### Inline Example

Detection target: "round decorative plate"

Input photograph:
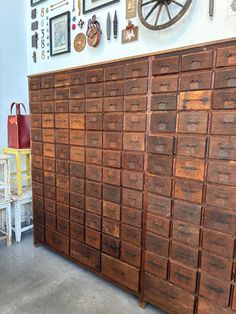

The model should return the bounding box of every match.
[74,33,86,52]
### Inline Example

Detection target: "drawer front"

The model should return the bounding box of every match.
[148,194,171,217]
[104,97,123,112]
[42,114,54,128]
[34,208,44,225]
[57,189,69,205]
[70,71,85,85]
[125,78,148,95]
[31,129,42,142]
[178,90,212,110]
[86,212,101,231]
[150,112,176,133]
[181,71,212,91]
[44,199,56,213]
[70,146,84,162]
[86,197,102,215]
[42,101,54,113]
[56,145,70,160]
[121,242,141,268]
[104,113,123,131]
[29,78,41,90]
[209,136,236,160]
[103,150,121,168]
[152,75,178,93]
[30,102,42,113]
[182,50,213,71]
[85,228,101,250]
[43,143,55,158]
[123,133,145,151]
[86,148,102,165]
[42,76,54,89]
[57,203,69,219]
[103,168,121,186]
[198,298,234,314]
[86,68,103,83]
[151,93,177,111]
[56,174,70,190]
[32,155,43,169]
[122,170,143,190]
[211,111,236,134]
[105,64,125,81]
[30,90,42,102]
[123,188,143,209]
[55,113,69,129]
[44,171,55,186]
[86,114,103,130]
[86,83,103,98]
[152,56,179,75]
[70,192,85,209]
[173,200,201,225]
[124,113,146,132]
[104,81,124,97]
[103,201,120,221]
[44,158,55,172]
[86,98,103,113]
[103,218,120,238]
[147,135,174,155]
[70,177,85,194]
[70,113,85,129]
[124,96,147,112]
[57,217,69,236]
[55,101,69,113]
[148,154,173,176]
[101,254,139,292]
[71,240,100,271]
[122,152,144,171]
[178,112,208,133]
[213,89,236,110]
[172,220,200,246]
[86,131,102,148]
[34,223,45,243]
[126,60,148,78]
[32,168,43,183]
[169,262,197,293]
[177,135,207,158]
[206,184,236,211]
[31,114,42,128]
[70,130,85,146]
[147,214,170,237]
[69,85,85,99]
[102,234,120,258]
[122,206,142,228]
[148,174,172,197]
[103,132,122,150]
[207,160,236,185]
[175,179,203,203]
[43,129,55,143]
[55,130,69,144]
[70,207,84,224]
[55,88,69,100]
[86,164,102,182]
[217,46,236,67]
[33,195,44,211]
[42,89,54,101]
[144,251,167,279]
[55,74,69,87]
[215,68,236,89]
[70,162,85,179]
[46,228,69,256]
[103,184,121,204]
[69,100,85,113]
[171,241,199,268]
[86,181,102,199]
[176,157,205,181]
[146,232,169,257]
[70,222,85,242]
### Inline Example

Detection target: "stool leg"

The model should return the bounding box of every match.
[6,203,12,246]
[16,152,22,196]
[14,201,22,243]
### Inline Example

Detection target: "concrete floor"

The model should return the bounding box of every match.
[0,232,164,314]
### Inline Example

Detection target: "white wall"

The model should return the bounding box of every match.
[0,0,29,150]
[28,0,236,75]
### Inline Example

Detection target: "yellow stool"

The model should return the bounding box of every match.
[2,148,31,196]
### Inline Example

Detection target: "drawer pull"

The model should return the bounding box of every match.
[187,120,200,125]
[181,166,197,171]
[191,79,201,83]
[191,59,201,64]
[113,267,125,276]
[125,251,136,257]
[91,75,98,81]
[160,83,169,87]
[182,188,195,194]
[216,195,228,200]
[217,171,231,176]
[130,139,139,143]
[185,143,198,148]
[109,243,118,251]
[224,98,236,103]
[160,64,170,68]
[132,68,141,72]
[226,76,236,80]
[182,97,209,106]
[227,52,236,57]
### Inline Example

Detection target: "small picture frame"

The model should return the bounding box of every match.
[31,0,47,7]
[50,12,71,56]
[83,0,120,14]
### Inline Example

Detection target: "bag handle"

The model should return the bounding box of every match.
[10,103,27,115]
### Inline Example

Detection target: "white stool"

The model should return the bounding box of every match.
[0,200,12,246]
[12,191,33,243]
[0,155,11,202]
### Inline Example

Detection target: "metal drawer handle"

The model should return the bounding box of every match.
[182,188,195,193]
[160,64,170,68]
[227,52,236,57]
[158,101,168,105]
[216,195,228,200]
[226,76,236,80]
[224,98,236,102]
[132,67,141,72]
[113,268,125,276]
[217,171,231,176]
[185,144,198,148]
[181,166,197,171]
[191,79,201,83]
[187,120,200,125]
[160,83,169,87]
[191,59,201,63]
[125,251,136,257]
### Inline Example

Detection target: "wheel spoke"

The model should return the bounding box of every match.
[165,2,172,20]
[141,0,158,7]
[145,2,159,20]
[155,3,163,26]
[170,0,184,8]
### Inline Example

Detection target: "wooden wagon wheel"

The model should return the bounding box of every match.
[138,0,192,30]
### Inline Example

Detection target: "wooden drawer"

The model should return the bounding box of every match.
[70,192,85,209]
[44,171,55,186]
[70,130,84,146]
[104,81,124,97]
[175,156,205,181]
[41,76,54,89]
[144,251,167,279]
[178,90,212,110]
[206,184,236,211]
[147,135,174,155]
[102,235,120,260]
[32,155,43,169]
[31,140,42,155]
[44,158,55,172]
[70,113,84,129]
[34,208,44,225]
[217,46,236,67]
[86,164,102,182]
[178,112,208,133]
[122,206,142,228]
[148,175,172,197]
[103,132,122,150]
[146,232,169,257]
[32,168,43,183]
[70,222,84,242]
[173,200,201,225]
[70,177,84,194]
[104,97,123,112]
[85,99,102,114]
[182,50,213,71]
[71,240,100,271]
[101,254,139,292]
[105,64,125,81]
[42,89,54,101]
[34,223,45,243]
[125,78,148,95]
[57,203,69,219]
[55,130,69,144]
[122,152,144,171]
[148,154,173,176]
[124,113,146,132]
[213,89,236,110]
[175,178,203,203]
[151,93,177,111]
[152,75,178,93]
[31,114,42,128]
[56,174,69,190]
[70,146,84,162]
[177,135,207,158]
[103,201,120,221]
[169,262,197,293]
[152,56,179,75]
[103,150,121,168]
[147,214,170,237]
[46,228,69,256]
[86,197,101,215]
[33,195,44,211]
[209,136,236,160]
[86,212,101,231]
[211,111,236,134]
[121,242,141,268]
[42,114,54,128]
[70,162,85,179]
[124,96,147,112]
[30,102,42,113]
[181,71,212,91]
[198,298,234,314]
[171,241,199,268]
[29,78,41,90]
[55,74,69,87]
[57,189,69,205]
[103,167,120,186]
[42,101,54,113]
[150,112,176,133]
[43,129,54,143]
[86,131,102,148]
[55,101,69,113]
[43,143,55,158]
[104,113,123,131]
[30,90,42,102]
[70,71,85,85]
[85,228,101,250]
[86,181,102,199]
[55,88,69,100]
[103,218,120,238]
[56,145,70,160]
[207,160,236,185]
[86,114,102,130]
[86,148,102,165]
[172,220,200,246]
[122,170,143,190]
[70,207,84,224]
[57,217,69,236]
[69,100,85,112]
[69,86,85,99]
[123,133,145,151]
[126,60,148,78]
[44,198,56,213]
[147,194,171,217]
[215,68,236,89]
[103,184,121,204]
[123,188,143,210]
[86,83,103,98]
[55,113,68,129]
[86,68,103,83]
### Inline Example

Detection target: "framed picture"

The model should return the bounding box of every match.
[50,12,71,56]
[31,0,47,7]
[83,0,120,14]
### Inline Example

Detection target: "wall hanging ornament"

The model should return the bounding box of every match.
[209,0,214,16]
[74,32,86,52]
[138,0,192,30]
[107,12,111,40]
[113,10,118,38]
[122,20,138,43]
[31,9,37,19]
[31,0,47,7]
[86,15,102,47]
[83,0,120,14]
[78,18,85,29]
[126,0,137,19]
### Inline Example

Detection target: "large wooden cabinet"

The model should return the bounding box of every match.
[29,40,236,313]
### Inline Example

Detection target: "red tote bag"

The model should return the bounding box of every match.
[8,103,30,149]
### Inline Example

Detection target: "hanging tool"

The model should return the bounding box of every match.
[72,0,76,12]
[107,12,111,40]
[113,10,118,39]
[78,0,81,16]
[50,0,67,9]
[51,1,69,11]
[209,0,214,17]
